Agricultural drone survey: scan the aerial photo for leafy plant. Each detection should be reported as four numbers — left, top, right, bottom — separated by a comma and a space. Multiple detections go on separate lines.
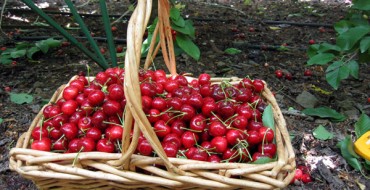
306, 0, 370, 89
302, 107, 346, 122
142, 7, 200, 61
312, 125, 333, 140
337, 113, 370, 174
0, 38, 61, 64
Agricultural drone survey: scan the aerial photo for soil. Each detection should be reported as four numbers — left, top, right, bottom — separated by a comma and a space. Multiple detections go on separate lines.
1, 0, 369, 190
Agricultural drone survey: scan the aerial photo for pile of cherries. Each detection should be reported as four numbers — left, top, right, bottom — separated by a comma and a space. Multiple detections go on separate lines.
30, 68, 277, 163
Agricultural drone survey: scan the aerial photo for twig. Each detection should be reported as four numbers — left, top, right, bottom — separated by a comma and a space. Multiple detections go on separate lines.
111, 9, 132, 26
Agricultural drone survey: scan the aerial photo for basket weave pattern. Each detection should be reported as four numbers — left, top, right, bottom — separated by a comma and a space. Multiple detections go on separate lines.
10, 0, 295, 189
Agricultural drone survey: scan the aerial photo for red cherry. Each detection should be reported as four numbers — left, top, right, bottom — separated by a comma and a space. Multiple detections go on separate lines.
207, 155, 221, 163
211, 136, 228, 153
31, 126, 49, 140
105, 125, 123, 141
201, 101, 217, 117
258, 127, 274, 143
164, 80, 179, 93
78, 137, 96, 152
275, 70, 283, 79
222, 148, 238, 162
96, 139, 115, 153
198, 73, 211, 85
252, 79, 264, 92
232, 115, 248, 130
52, 138, 68, 151
87, 90, 105, 106
304, 69, 312, 77
111, 26, 118, 32
31, 138, 52, 151
86, 127, 102, 141
137, 139, 153, 156
258, 143, 277, 156
60, 123, 78, 140
226, 129, 244, 146
4, 86, 11, 92
285, 72, 293, 81
189, 114, 206, 132
309, 39, 315, 44
108, 84, 124, 101
181, 131, 199, 148
163, 133, 182, 148
209, 121, 227, 137
102, 100, 122, 116
61, 100, 78, 115
170, 120, 186, 137
252, 152, 270, 161
249, 27, 255, 32
162, 142, 178, 157
247, 130, 262, 145
116, 46, 123, 53
153, 120, 171, 138
292, 168, 303, 183
301, 173, 312, 183
151, 97, 167, 111
191, 149, 208, 161
63, 86, 80, 100
180, 104, 196, 121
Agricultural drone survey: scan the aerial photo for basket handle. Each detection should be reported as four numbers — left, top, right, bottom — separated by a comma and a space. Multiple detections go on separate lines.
109, 0, 183, 175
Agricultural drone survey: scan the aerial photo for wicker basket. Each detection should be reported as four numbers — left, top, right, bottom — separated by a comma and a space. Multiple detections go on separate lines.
9, 0, 295, 189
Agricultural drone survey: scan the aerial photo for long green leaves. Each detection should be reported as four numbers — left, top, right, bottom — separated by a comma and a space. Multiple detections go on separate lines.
99, 0, 117, 67
65, 0, 108, 68
21, 0, 109, 69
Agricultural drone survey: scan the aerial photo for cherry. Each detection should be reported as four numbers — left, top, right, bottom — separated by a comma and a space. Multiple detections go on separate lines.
103, 100, 122, 116
222, 148, 238, 162
201, 101, 217, 117
111, 26, 118, 32
80, 100, 94, 115
301, 173, 312, 183
304, 69, 312, 77
86, 127, 102, 141
226, 129, 244, 146
4, 86, 11, 92
153, 70, 167, 81
232, 115, 248, 130
140, 82, 156, 97
207, 155, 221, 163
200, 84, 212, 97
188, 93, 203, 109
78, 116, 93, 132
116, 46, 123, 53
100, 47, 106, 54
209, 121, 227, 137
181, 131, 199, 148
247, 130, 262, 145
236, 88, 252, 102
96, 138, 115, 153
69, 80, 85, 92
162, 142, 178, 157
91, 110, 107, 128
258, 143, 277, 156
189, 114, 206, 132
249, 27, 255, 32
163, 133, 182, 148
137, 139, 153, 156
51, 114, 69, 129
319, 27, 326, 33
105, 125, 123, 141
217, 101, 235, 119
211, 136, 228, 153
153, 120, 171, 138
60, 123, 78, 140
308, 39, 315, 44
108, 84, 124, 101
198, 73, 211, 85
248, 121, 263, 131
61, 100, 78, 115
52, 138, 68, 151
189, 149, 207, 161
275, 70, 283, 79
151, 97, 167, 111
167, 97, 182, 110
185, 147, 198, 159
31, 126, 49, 140
87, 90, 105, 106
297, 165, 310, 174
252, 79, 264, 93
258, 127, 274, 143
164, 80, 179, 93
49, 128, 63, 140
252, 152, 270, 161
285, 72, 293, 81
170, 120, 186, 137
63, 86, 80, 100
68, 139, 81, 153
78, 137, 96, 152
291, 168, 303, 183
31, 138, 52, 151
180, 104, 196, 121
236, 104, 253, 119
147, 109, 161, 123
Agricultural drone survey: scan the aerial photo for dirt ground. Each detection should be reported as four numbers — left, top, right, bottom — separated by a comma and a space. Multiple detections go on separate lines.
0, 0, 369, 189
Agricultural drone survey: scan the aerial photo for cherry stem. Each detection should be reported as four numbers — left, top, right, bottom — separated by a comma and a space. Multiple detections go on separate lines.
210, 112, 227, 126
72, 147, 84, 167
180, 127, 201, 133
116, 139, 122, 152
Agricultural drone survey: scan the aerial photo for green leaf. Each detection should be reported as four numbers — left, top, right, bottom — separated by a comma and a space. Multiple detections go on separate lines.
27, 46, 41, 59
252, 157, 275, 164
307, 53, 335, 65
175, 33, 200, 60
337, 136, 362, 171
0, 57, 12, 64
355, 113, 370, 138
15, 42, 31, 49
170, 8, 181, 21
36, 41, 49, 54
0, 118, 3, 124
172, 16, 185, 28
334, 20, 351, 34
262, 104, 275, 132
10, 93, 34, 104
224, 48, 242, 55
10, 49, 26, 58
326, 61, 350, 90
307, 44, 320, 58
360, 36, 370, 53
352, 0, 370, 10
318, 42, 342, 53
42, 38, 61, 48
171, 20, 195, 38
302, 107, 346, 122
313, 125, 333, 140
347, 60, 359, 79
336, 26, 370, 51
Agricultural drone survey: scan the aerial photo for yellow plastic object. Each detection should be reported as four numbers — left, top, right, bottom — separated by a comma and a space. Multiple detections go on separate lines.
354, 131, 370, 161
